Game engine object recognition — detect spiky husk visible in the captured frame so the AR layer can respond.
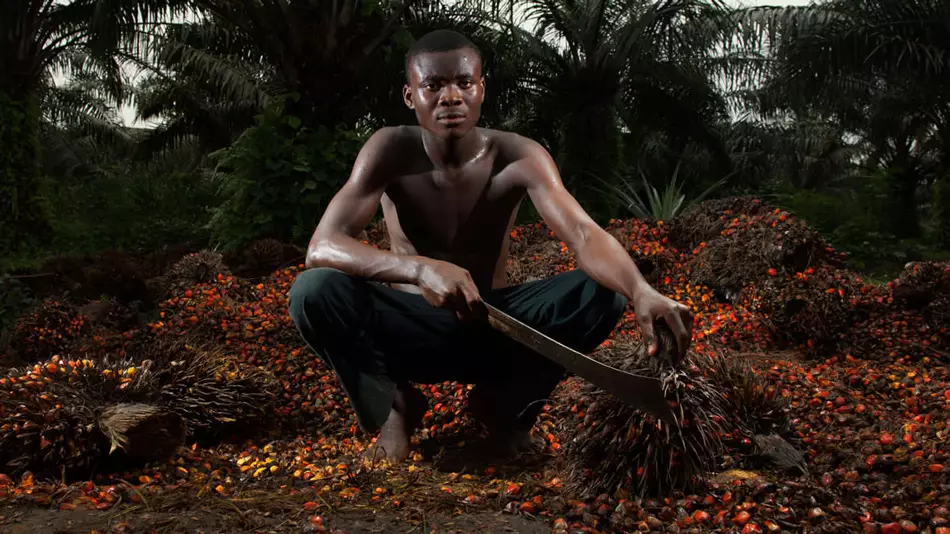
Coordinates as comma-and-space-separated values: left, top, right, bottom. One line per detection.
559, 330, 731, 498
703, 355, 790, 439
0, 339, 276, 480
78, 298, 141, 334
8, 298, 88, 365
226, 238, 304, 279
165, 250, 231, 293
154, 349, 279, 442
744, 266, 875, 355
0, 356, 160, 479
666, 196, 777, 252
890, 261, 950, 309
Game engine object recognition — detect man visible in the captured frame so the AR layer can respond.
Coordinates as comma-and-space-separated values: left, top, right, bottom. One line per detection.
288, 29, 693, 462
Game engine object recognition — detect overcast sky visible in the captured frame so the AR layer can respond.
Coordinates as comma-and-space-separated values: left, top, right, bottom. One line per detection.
117, 0, 817, 127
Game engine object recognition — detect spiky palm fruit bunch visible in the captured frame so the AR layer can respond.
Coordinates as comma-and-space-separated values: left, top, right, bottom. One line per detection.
559, 330, 732, 499
165, 250, 231, 294
666, 196, 777, 252
744, 266, 875, 355
8, 298, 88, 365
703, 355, 790, 439
689, 209, 845, 299
0, 356, 161, 479
0, 340, 276, 480
153, 349, 279, 443
889, 261, 950, 309
226, 238, 304, 279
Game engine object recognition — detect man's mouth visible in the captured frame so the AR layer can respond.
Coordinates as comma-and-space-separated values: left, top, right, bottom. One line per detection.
437, 112, 466, 124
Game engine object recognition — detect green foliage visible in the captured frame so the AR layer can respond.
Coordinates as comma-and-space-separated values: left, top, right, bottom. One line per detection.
775, 174, 949, 278
0, 92, 52, 270
207, 102, 365, 251
611, 161, 728, 221
45, 166, 218, 255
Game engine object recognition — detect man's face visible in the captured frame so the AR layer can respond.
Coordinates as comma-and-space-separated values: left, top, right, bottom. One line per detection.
403, 48, 485, 138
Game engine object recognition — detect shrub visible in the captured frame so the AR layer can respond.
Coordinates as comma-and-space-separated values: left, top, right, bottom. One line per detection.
207, 102, 365, 251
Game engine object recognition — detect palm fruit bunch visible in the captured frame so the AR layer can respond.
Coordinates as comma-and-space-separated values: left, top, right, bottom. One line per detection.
688, 207, 846, 302
703, 355, 789, 439
701, 355, 803, 474
0, 338, 276, 480
6, 297, 88, 365
162, 250, 232, 298
152, 347, 279, 443
745, 265, 876, 355
225, 238, 305, 279
507, 221, 575, 285
891, 261, 950, 347
558, 328, 731, 499
604, 218, 686, 286
666, 196, 777, 252
559, 324, 796, 499
889, 261, 950, 309
0, 355, 166, 479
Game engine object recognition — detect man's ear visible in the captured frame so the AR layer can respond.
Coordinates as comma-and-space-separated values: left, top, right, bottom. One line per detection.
403, 84, 414, 109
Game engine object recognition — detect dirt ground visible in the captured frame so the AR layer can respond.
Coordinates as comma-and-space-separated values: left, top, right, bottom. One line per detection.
0, 504, 552, 533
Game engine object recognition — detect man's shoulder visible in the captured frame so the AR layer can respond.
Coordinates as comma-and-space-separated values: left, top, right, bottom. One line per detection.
483, 128, 548, 161
368, 125, 422, 151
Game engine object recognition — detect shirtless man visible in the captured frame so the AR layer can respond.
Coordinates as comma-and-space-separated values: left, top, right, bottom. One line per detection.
287, 29, 693, 462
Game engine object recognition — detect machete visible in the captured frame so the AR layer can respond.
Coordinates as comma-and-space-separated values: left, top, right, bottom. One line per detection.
484, 303, 677, 426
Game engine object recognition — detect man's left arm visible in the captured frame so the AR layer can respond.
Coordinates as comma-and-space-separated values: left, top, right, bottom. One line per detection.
510, 138, 694, 361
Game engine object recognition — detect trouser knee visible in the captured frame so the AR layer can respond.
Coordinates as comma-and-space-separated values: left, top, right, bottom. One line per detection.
287, 267, 355, 327
561, 271, 627, 351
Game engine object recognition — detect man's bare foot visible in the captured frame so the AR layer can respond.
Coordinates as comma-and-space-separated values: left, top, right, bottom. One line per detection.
485, 427, 536, 457
363, 384, 427, 463
467, 387, 537, 457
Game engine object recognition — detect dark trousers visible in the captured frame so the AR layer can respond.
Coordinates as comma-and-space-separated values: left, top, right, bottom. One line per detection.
287, 267, 626, 434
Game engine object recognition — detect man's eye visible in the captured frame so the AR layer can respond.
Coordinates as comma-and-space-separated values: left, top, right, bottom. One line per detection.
459, 81, 472, 88
425, 83, 439, 91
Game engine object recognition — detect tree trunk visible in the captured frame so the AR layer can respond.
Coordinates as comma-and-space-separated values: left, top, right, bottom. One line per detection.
931, 175, 950, 244
557, 103, 623, 223
886, 164, 921, 239
0, 91, 51, 266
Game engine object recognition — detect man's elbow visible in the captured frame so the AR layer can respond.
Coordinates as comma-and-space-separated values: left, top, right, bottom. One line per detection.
304, 235, 335, 270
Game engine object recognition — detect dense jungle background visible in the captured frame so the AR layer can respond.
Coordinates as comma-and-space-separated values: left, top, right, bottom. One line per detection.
2, 0, 950, 533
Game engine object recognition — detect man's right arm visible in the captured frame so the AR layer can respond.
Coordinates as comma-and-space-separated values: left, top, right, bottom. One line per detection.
305, 128, 427, 284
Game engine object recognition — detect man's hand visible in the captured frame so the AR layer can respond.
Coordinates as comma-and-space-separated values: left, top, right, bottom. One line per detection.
632, 287, 694, 364
416, 259, 486, 321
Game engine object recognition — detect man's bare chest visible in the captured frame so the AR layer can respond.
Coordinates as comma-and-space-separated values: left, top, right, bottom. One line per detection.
383, 164, 521, 252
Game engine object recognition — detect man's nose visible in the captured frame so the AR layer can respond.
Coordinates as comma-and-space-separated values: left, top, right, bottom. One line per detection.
439, 85, 462, 106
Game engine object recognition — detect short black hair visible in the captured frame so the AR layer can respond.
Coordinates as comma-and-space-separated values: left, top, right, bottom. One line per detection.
405, 29, 481, 77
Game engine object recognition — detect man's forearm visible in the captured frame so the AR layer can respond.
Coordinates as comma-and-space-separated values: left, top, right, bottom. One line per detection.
306, 233, 427, 285
572, 229, 651, 302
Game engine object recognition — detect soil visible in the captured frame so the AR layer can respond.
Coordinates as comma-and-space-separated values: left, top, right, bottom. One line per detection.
0, 504, 551, 533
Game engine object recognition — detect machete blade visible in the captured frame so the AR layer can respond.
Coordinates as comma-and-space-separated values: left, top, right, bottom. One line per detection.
485, 303, 676, 425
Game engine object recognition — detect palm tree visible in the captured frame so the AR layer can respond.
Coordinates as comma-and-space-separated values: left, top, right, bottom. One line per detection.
469, 0, 736, 221
138, 0, 435, 133
735, 0, 950, 238
0, 0, 185, 264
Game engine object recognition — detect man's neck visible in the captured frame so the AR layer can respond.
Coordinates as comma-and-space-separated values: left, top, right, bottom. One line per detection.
421, 127, 486, 169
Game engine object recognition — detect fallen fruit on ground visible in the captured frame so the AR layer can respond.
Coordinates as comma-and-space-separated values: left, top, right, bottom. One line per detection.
1, 197, 949, 533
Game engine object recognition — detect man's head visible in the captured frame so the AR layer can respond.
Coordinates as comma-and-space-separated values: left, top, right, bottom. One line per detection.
403, 29, 485, 138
